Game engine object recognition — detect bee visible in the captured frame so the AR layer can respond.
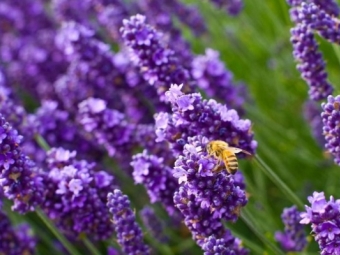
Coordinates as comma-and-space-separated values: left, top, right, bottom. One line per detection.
206, 140, 251, 175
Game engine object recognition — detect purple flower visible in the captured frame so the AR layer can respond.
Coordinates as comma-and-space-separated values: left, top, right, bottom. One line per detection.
140, 206, 168, 243
202, 233, 248, 255
192, 48, 246, 113
275, 206, 307, 252
0, 114, 44, 213
297, 2, 340, 45
0, 208, 36, 255
42, 147, 115, 240
155, 85, 256, 155
51, 0, 94, 25
290, 23, 333, 101
321, 95, 340, 165
300, 191, 340, 255
287, 0, 339, 17
93, 0, 130, 41
131, 151, 179, 215
107, 189, 151, 255
77, 97, 134, 157
27, 100, 103, 163
120, 14, 193, 100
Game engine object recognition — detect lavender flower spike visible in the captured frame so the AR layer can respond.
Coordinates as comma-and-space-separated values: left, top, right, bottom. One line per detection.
275, 206, 307, 252
290, 23, 333, 101
155, 84, 257, 155
300, 192, 340, 255
120, 14, 192, 100
0, 209, 37, 254
107, 189, 151, 255
43, 147, 115, 240
287, 0, 339, 17
297, 2, 340, 45
0, 114, 44, 213
131, 151, 179, 216
321, 95, 340, 164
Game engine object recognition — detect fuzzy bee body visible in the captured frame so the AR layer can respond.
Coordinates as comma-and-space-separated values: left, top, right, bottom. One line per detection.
206, 140, 251, 175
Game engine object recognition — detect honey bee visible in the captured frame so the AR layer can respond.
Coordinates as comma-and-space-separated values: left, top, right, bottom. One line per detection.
206, 140, 251, 175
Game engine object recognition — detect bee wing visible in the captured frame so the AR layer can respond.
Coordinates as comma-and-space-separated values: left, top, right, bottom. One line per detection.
229, 147, 252, 155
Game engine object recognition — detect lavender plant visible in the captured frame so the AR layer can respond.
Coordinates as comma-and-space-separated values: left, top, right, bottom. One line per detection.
1, 0, 340, 254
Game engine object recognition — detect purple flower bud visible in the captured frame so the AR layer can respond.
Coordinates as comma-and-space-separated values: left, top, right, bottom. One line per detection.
156, 85, 256, 155
0, 114, 44, 213
300, 191, 340, 255
287, 0, 339, 17
107, 189, 151, 255
202, 233, 248, 255
275, 206, 307, 252
131, 151, 179, 215
321, 95, 340, 165
290, 23, 333, 101
120, 14, 193, 100
77, 97, 134, 157
297, 2, 340, 44
42, 147, 115, 240
0, 209, 36, 254
192, 48, 246, 113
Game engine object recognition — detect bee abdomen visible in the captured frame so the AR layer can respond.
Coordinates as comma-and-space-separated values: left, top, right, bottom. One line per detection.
226, 155, 238, 174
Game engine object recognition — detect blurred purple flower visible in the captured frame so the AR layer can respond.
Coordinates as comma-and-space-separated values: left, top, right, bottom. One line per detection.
275, 206, 307, 252
107, 189, 150, 255
0, 114, 44, 213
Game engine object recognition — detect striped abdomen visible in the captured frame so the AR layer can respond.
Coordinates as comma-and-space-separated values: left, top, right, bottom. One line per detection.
223, 150, 238, 174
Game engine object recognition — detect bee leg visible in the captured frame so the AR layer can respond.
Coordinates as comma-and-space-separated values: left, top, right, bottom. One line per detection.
212, 160, 224, 173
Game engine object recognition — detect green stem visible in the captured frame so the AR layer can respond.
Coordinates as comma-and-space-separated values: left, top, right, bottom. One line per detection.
82, 237, 102, 255
35, 134, 51, 151
36, 210, 82, 255
241, 209, 285, 255
333, 44, 340, 66
255, 155, 304, 208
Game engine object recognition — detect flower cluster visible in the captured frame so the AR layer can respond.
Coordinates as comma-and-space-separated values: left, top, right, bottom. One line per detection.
275, 205, 307, 252
290, 23, 332, 101
155, 84, 256, 155
42, 147, 115, 240
27, 100, 103, 163
202, 233, 248, 255
321, 95, 340, 164
131, 151, 179, 215
0, 208, 37, 255
120, 15, 193, 100
107, 189, 150, 255
288, 0, 340, 101
300, 192, 340, 255
192, 48, 246, 113
173, 136, 248, 253
0, 114, 44, 213
77, 97, 134, 157
296, 2, 340, 45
